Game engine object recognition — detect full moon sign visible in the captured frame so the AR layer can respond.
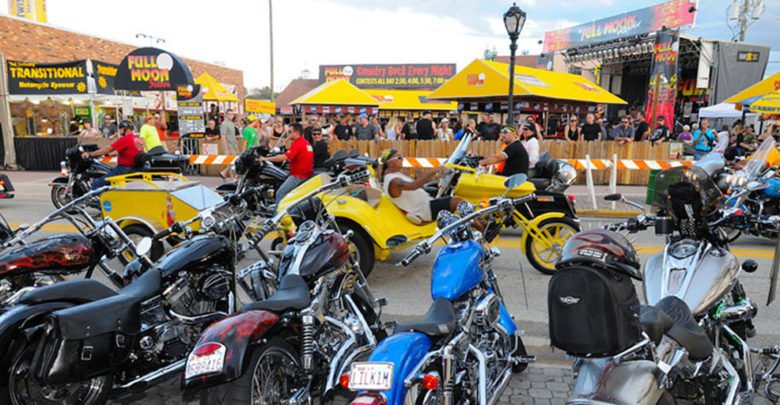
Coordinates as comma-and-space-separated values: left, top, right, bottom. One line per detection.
114, 47, 194, 91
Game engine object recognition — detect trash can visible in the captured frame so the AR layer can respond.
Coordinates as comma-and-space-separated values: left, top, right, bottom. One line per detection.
646, 170, 659, 205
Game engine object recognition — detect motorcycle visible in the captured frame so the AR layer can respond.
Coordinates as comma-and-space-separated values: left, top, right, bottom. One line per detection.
557, 139, 780, 404
215, 145, 289, 216
0, 186, 261, 404
49, 143, 189, 208
346, 174, 535, 405
183, 168, 386, 405
278, 133, 579, 276
723, 137, 780, 241
0, 173, 14, 199
0, 187, 151, 308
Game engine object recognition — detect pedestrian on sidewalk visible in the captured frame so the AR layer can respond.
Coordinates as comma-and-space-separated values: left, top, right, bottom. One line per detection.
219, 109, 238, 181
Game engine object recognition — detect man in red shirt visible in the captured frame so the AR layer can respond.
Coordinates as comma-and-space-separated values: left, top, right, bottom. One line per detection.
84, 120, 144, 190
262, 123, 313, 205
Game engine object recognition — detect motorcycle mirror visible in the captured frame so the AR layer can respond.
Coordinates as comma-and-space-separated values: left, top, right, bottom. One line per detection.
386, 235, 408, 248
136, 237, 153, 257
604, 193, 623, 201
504, 174, 527, 190
742, 260, 758, 273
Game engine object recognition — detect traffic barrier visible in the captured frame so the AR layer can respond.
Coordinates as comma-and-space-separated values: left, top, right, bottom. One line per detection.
100, 155, 239, 165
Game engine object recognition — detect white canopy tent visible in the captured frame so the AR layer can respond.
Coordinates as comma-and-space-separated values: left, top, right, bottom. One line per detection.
699, 102, 758, 119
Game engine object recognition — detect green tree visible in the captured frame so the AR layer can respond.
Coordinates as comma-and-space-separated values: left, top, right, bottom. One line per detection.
246, 86, 277, 100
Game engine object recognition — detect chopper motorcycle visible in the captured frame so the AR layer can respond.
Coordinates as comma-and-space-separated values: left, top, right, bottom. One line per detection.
0, 185, 263, 404
346, 174, 535, 405
183, 168, 386, 405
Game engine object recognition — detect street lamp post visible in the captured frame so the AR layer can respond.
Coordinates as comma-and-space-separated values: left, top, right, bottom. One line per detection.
503, 3, 526, 127
135, 33, 166, 47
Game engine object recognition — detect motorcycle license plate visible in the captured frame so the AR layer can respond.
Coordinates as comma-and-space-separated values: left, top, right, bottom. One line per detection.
349, 362, 394, 391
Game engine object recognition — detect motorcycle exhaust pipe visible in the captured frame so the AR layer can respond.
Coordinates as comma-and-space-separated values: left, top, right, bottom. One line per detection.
468, 344, 488, 405
487, 367, 513, 405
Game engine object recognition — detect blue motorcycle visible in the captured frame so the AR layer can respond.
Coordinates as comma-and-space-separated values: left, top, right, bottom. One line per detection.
345, 174, 535, 405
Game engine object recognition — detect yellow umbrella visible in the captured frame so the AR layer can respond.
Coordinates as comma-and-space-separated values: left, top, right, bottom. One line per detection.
749, 90, 780, 115
429, 59, 627, 105
724, 71, 780, 108
195, 72, 239, 102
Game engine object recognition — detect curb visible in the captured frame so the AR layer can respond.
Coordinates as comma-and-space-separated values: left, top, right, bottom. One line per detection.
577, 209, 641, 218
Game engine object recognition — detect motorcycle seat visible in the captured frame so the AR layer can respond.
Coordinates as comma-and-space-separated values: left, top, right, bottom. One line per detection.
639, 305, 674, 345
51, 269, 162, 340
655, 296, 714, 361
529, 178, 551, 189
241, 274, 311, 313
395, 298, 456, 337
19, 279, 117, 306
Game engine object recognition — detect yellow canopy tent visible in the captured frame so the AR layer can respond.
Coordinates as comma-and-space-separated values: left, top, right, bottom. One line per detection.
365, 89, 457, 111
725, 72, 780, 109
290, 79, 378, 106
428, 59, 627, 105
194, 72, 239, 102
749, 90, 780, 115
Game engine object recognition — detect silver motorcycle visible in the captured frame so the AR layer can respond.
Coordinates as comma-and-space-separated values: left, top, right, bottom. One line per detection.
582, 143, 780, 404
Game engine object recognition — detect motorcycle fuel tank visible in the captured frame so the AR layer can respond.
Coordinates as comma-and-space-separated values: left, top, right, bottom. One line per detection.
760, 178, 780, 199
431, 240, 484, 301
155, 235, 234, 279
643, 240, 739, 315
0, 234, 93, 277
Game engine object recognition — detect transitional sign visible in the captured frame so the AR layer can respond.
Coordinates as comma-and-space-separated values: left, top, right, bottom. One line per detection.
319, 64, 456, 89
543, 0, 696, 53
6, 60, 88, 95
114, 47, 194, 91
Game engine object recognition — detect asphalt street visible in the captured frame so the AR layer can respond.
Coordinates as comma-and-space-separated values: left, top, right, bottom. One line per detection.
2, 171, 780, 403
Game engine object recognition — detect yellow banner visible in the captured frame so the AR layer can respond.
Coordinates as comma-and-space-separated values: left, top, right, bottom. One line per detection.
8, 0, 45, 22
245, 99, 276, 114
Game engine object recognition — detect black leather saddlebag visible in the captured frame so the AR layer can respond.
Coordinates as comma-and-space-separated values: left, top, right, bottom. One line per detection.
548, 264, 641, 357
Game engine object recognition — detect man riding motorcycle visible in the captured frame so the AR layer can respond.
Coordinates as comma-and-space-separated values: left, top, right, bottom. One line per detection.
380, 148, 465, 223
478, 126, 529, 176
83, 120, 143, 191
262, 123, 313, 205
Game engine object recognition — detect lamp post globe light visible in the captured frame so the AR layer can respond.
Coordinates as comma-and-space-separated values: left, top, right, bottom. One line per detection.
503, 3, 526, 127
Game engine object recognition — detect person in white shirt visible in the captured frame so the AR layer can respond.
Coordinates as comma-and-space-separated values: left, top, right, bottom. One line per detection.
520, 123, 540, 170
716, 125, 730, 151
437, 118, 453, 141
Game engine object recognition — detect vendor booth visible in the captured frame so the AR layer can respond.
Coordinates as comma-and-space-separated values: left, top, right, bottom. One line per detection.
290, 79, 379, 116
428, 59, 627, 136
366, 89, 457, 118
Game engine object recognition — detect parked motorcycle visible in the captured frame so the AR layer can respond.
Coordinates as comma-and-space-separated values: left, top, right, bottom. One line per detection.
215, 145, 288, 216
50, 143, 189, 208
0, 186, 261, 404
0, 187, 151, 308
551, 140, 780, 404
0, 173, 14, 199
346, 174, 535, 405
183, 168, 386, 404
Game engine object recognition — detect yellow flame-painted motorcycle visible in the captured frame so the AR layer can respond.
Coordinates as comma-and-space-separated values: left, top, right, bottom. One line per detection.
276, 134, 579, 276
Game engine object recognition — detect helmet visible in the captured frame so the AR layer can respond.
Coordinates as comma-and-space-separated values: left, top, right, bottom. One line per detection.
555, 229, 641, 280
118, 120, 135, 131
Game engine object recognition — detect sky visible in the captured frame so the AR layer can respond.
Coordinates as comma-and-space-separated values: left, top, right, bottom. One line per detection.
4, 0, 779, 90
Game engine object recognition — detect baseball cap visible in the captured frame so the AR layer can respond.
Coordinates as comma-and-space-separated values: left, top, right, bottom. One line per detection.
500, 126, 518, 135
441, 118, 449, 123
247, 115, 257, 122
359, 113, 368, 119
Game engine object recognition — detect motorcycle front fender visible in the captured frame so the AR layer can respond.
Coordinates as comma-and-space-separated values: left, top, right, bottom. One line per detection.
48, 176, 69, 187
182, 310, 280, 391
0, 302, 76, 384
518, 211, 566, 253
360, 332, 432, 405
215, 182, 237, 195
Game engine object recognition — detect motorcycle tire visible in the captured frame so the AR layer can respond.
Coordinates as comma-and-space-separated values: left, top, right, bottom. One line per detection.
338, 221, 375, 277
4, 343, 112, 405
524, 217, 580, 275
199, 337, 300, 405
50, 184, 71, 209
119, 225, 164, 266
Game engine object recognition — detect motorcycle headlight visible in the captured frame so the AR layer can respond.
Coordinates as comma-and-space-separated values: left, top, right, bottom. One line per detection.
200, 214, 216, 230
556, 162, 577, 185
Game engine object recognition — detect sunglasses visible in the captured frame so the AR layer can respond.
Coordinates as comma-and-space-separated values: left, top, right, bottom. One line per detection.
313, 132, 322, 135
389, 155, 403, 161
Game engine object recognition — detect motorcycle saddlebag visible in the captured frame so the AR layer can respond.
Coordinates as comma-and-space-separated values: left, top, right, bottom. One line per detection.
31, 310, 135, 385
548, 264, 641, 357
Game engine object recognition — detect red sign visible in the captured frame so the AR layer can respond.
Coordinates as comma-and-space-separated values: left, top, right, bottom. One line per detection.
543, 0, 696, 53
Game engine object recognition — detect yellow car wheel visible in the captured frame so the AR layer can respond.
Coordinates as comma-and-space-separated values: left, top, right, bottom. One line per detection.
524, 217, 579, 275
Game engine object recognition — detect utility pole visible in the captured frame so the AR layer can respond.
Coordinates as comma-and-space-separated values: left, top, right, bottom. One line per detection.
730, 0, 765, 42
269, 0, 275, 102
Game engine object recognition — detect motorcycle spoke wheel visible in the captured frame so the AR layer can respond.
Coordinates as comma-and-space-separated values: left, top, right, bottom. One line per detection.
250, 346, 299, 405
8, 345, 110, 405
525, 218, 579, 275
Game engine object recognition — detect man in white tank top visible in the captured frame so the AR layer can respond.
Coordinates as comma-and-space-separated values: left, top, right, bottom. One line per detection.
380, 148, 465, 222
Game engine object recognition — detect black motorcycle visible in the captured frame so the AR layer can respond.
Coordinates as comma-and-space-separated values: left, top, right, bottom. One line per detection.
0, 187, 152, 308
184, 168, 385, 404
0, 187, 261, 404
50, 143, 189, 208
